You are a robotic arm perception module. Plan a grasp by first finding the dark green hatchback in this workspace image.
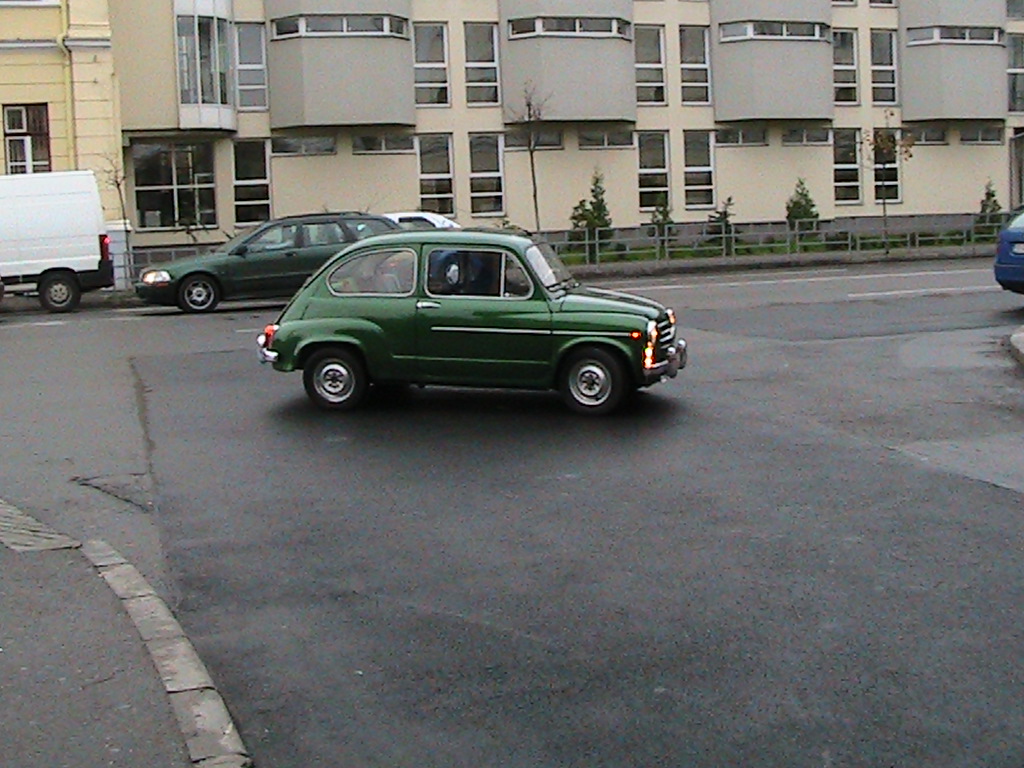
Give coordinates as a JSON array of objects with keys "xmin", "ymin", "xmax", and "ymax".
[{"xmin": 257, "ymin": 229, "xmax": 686, "ymax": 415}]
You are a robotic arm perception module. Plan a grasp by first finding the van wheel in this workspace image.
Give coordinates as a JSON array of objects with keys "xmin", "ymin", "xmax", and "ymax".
[
  {"xmin": 39, "ymin": 273, "xmax": 81, "ymax": 313},
  {"xmin": 303, "ymin": 347, "xmax": 368, "ymax": 411},
  {"xmin": 177, "ymin": 274, "xmax": 220, "ymax": 313},
  {"xmin": 560, "ymin": 346, "xmax": 629, "ymax": 415}
]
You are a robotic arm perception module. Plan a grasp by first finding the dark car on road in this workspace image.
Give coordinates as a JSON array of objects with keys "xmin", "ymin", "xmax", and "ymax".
[
  {"xmin": 995, "ymin": 208, "xmax": 1024, "ymax": 296},
  {"xmin": 257, "ymin": 229, "xmax": 686, "ymax": 415},
  {"xmin": 135, "ymin": 212, "xmax": 400, "ymax": 312}
]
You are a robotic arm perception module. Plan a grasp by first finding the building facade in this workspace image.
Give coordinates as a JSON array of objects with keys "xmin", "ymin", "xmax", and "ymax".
[
  {"xmin": 0, "ymin": 0, "xmax": 122, "ymax": 218},
  {"xmin": 5, "ymin": 1, "xmax": 1024, "ymax": 249}
]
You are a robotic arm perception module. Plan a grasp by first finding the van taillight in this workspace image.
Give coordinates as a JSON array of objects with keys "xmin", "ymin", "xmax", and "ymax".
[{"xmin": 99, "ymin": 234, "xmax": 111, "ymax": 261}]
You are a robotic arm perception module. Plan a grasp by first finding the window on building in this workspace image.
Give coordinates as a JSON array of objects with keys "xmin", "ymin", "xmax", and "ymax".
[
  {"xmin": 270, "ymin": 136, "xmax": 336, "ymax": 155},
  {"xmin": 352, "ymin": 134, "xmax": 416, "ymax": 153},
  {"xmin": 233, "ymin": 141, "xmax": 270, "ymax": 225},
  {"xmin": 907, "ymin": 27, "xmax": 1003, "ymax": 45},
  {"xmin": 679, "ymin": 26, "xmax": 711, "ymax": 104},
  {"xmin": 637, "ymin": 132, "xmax": 669, "ymax": 210},
  {"xmin": 833, "ymin": 29, "xmax": 858, "ymax": 104},
  {"xmin": 504, "ymin": 130, "xmax": 563, "ymax": 150},
  {"xmin": 960, "ymin": 125, "xmax": 1004, "ymax": 144},
  {"xmin": 635, "ymin": 26, "xmax": 666, "ymax": 105},
  {"xmin": 720, "ymin": 21, "xmax": 830, "ymax": 41},
  {"xmin": 508, "ymin": 17, "xmax": 632, "ymax": 39},
  {"xmin": 683, "ymin": 131, "xmax": 713, "ymax": 208},
  {"xmin": 904, "ymin": 125, "xmax": 947, "ymax": 144},
  {"xmin": 177, "ymin": 14, "xmax": 232, "ymax": 106},
  {"xmin": 236, "ymin": 23, "xmax": 267, "ymax": 110},
  {"xmin": 1012, "ymin": 0, "xmax": 1024, "ymax": 20},
  {"xmin": 783, "ymin": 127, "xmax": 832, "ymax": 145},
  {"xmin": 465, "ymin": 23, "xmax": 499, "ymax": 105},
  {"xmin": 270, "ymin": 15, "xmax": 408, "ymax": 38},
  {"xmin": 415, "ymin": 23, "xmax": 449, "ymax": 106},
  {"xmin": 469, "ymin": 134, "xmax": 504, "ymax": 215},
  {"xmin": 715, "ymin": 126, "xmax": 768, "ymax": 146},
  {"xmin": 418, "ymin": 134, "xmax": 454, "ymax": 214},
  {"xmin": 579, "ymin": 130, "xmax": 634, "ymax": 149},
  {"xmin": 3, "ymin": 104, "xmax": 50, "ymax": 174},
  {"xmin": 869, "ymin": 0, "xmax": 896, "ymax": 5},
  {"xmin": 871, "ymin": 29, "xmax": 897, "ymax": 104},
  {"xmin": 1010, "ymin": 35, "xmax": 1024, "ymax": 112},
  {"xmin": 873, "ymin": 128, "xmax": 901, "ymax": 202},
  {"xmin": 132, "ymin": 142, "xmax": 216, "ymax": 229},
  {"xmin": 833, "ymin": 128, "xmax": 861, "ymax": 203}
]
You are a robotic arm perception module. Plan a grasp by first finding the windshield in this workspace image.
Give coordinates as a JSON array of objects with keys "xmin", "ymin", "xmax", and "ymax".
[{"xmin": 524, "ymin": 242, "xmax": 575, "ymax": 289}]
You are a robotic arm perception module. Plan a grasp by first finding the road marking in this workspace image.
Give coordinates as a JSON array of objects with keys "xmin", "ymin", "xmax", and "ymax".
[
  {"xmin": 608, "ymin": 267, "xmax": 992, "ymax": 292},
  {"xmin": 848, "ymin": 285, "xmax": 1001, "ymax": 299}
]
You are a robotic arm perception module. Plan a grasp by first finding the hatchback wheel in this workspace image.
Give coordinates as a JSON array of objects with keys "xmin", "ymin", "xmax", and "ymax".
[
  {"xmin": 177, "ymin": 274, "xmax": 220, "ymax": 313},
  {"xmin": 560, "ymin": 346, "xmax": 629, "ymax": 415},
  {"xmin": 303, "ymin": 347, "xmax": 368, "ymax": 411}
]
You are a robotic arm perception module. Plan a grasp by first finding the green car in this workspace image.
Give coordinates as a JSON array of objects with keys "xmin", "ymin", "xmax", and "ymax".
[
  {"xmin": 257, "ymin": 229, "xmax": 686, "ymax": 415},
  {"xmin": 135, "ymin": 212, "xmax": 399, "ymax": 313}
]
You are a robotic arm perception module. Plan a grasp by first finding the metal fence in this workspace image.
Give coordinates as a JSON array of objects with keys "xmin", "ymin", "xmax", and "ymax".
[{"xmin": 124, "ymin": 211, "xmax": 1011, "ymax": 280}]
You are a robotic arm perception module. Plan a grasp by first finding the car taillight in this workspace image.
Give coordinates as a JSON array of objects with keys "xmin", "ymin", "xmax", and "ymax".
[
  {"xmin": 99, "ymin": 234, "xmax": 111, "ymax": 261},
  {"xmin": 259, "ymin": 323, "xmax": 278, "ymax": 348}
]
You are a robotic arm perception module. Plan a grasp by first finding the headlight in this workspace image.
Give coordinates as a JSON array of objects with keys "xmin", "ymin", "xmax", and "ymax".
[
  {"xmin": 666, "ymin": 308, "xmax": 676, "ymax": 325},
  {"xmin": 141, "ymin": 270, "xmax": 172, "ymax": 285}
]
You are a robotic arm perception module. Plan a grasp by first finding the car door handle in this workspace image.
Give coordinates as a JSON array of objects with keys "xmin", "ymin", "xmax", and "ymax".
[{"xmin": 417, "ymin": 300, "xmax": 441, "ymax": 309}]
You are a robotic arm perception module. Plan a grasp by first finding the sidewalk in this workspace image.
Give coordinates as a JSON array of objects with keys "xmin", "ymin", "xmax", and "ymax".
[{"xmin": 0, "ymin": 502, "xmax": 250, "ymax": 768}]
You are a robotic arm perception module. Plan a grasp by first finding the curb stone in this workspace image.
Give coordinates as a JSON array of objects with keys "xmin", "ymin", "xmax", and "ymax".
[{"xmin": 81, "ymin": 539, "xmax": 254, "ymax": 767}]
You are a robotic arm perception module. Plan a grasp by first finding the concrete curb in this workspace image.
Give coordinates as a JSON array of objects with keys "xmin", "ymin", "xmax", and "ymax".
[
  {"xmin": 1011, "ymin": 328, "xmax": 1024, "ymax": 368},
  {"xmin": 81, "ymin": 539, "xmax": 253, "ymax": 768}
]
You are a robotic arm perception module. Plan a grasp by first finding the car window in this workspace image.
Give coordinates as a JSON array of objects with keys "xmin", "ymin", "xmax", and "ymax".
[
  {"xmin": 347, "ymin": 218, "xmax": 395, "ymax": 240},
  {"xmin": 397, "ymin": 216, "xmax": 434, "ymax": 230},
  {"xmin": 304, "ymin": 222, "xmax": 346, "ymax": 246},
  {"xmin": 246, "ymin": 223, "xmax": 298, "ymax": 252},
  {"xmin": 503, "ymin": 256, "xmax": 533, "ymax": 298},
  {"xmin": 327, "ymin": 248, "xmax": 417, "ymax": 295},
  {"xmin": 427, "ymin": 249, "xmax": 507, "ymax": 297}
]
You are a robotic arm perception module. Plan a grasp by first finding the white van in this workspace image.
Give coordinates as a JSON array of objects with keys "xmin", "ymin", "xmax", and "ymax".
[{"xmin": 0, "ymin": 170, "xmax": 113, "ymax": 312}]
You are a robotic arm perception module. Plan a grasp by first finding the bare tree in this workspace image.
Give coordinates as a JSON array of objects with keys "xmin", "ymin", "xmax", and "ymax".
[
  {"xmin": 863, "ymin": 109, "xmax": 915, "ymax": 254},
  {"xmin": 505, "ymin": 82, "xmax": 551, "ymax": 232}
]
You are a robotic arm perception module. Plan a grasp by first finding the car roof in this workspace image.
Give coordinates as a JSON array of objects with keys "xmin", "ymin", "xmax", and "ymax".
[
  {"xmin": 270, "ymin": 211, "xmax": 396, "ymax": 223},
  {"xmin": 339, "ymin": 227, "xmax": 536, "ymax": 249}
]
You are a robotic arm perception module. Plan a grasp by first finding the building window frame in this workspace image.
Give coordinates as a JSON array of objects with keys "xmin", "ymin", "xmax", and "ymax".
[
  {"xmin": 635, "ymin": 25, "xmax": 667, "ymax": 105},
  {"xmin": 132, "ymin": 142, "xmax": 217, "ymax": 230},
  {"xmin": 715, "ymin": 126, "xmax": 768, "ymax": 146},
  {"xmin": 2, "ymin": 103, "xmax": 50, "ymax": 174},
  {"xmin": 508, "ymin": 17, "xmax": 632, "ymax": 40},
  {"xmin": 579, "ymin": 130, "xmax": 635, "ymax": 149},
  {"xmin": 683, "ymin": 130, "xmax": 714, "ymax": 210},
  {"xmin": 418, "ymin": 134, "xmax": 455, "ymax": 215},
  {"xmin": 870, "ymin": 29, "xmax": 898, "ymax": 105},
  {"xmin": 637, "ymin": 131, "xmax": 670, "ymax": 211},
  {"xmin": 833, "ymin": 128, "xmax": 862, "ymax": 204},
  {"xmin": 414, "ymin": 23, "xmax": 450, "ymax": 107},
  {"xmin": 235, "ymin": 23, "xmax": 268, "ymax": 111},
  {"xmin": 833, "ymin": 28, "xmax": 859, "ymax": 104},
  {"xmin": 873, "ymin": 128, "xmax": 902, "ymax": 203},
  {"xmin": 469, "ymin": 134, "xmax": 504, "ymax": 216},
  {"xmin": 233, "ymin": 140, "xmax": 271, "ymax": 226},
  {"xmin": 680, "ymin": 26, "xmax": 711, "ymax": 104},
  {"xmin": 352, "ymin": 134, "xmax": 416, "ymax": 154},
  {"xmin": 465, "ymin": 22, "xmax": 500, "ymax": 106},
  {"xmin": 270, "ymin": 15, "xmax": 409, "ymax": 39},
  {"xmin": 1010, "ymin": 35, "xmax": 1024, "ymax": 112},
  {"xmin": 719, "ymin": 21, "xmax": 831, "ymax": 42},
  {"xmin": 176, "ymin": 14, "xmax": 232, "ymax": 106}
]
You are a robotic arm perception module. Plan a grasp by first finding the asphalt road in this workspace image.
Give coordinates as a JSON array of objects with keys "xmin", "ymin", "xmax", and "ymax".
[{"xmin": 3, "ymin": 258, "xmax": 1024, "ymax": 767}]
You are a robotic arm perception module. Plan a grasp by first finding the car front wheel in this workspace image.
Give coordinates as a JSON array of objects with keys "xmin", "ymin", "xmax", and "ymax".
[
  {"xmin": 303, "ymin": 347, "xmax": 369, "ymax": 411},
  {"xmin": 177, "ymin": 274, "xmax": 220, "ymax": 313},
  {"xmin": 560, "ymin": 346, "xmax": 630, "ymax": 415}
]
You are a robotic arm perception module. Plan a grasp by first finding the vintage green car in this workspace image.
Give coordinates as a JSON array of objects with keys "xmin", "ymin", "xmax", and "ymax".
[{"xmin": 257, "ymin": 229, "xmax": 686, "ymax": 415}]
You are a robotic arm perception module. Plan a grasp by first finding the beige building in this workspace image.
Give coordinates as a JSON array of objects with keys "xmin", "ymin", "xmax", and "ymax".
[
  {"xmin": 0, "ymin": 0, "xmax": 122, "ymax": 218},
  {"xmin": 6, "ymin": 1, "xmax": 1024, "ymax": 249}
]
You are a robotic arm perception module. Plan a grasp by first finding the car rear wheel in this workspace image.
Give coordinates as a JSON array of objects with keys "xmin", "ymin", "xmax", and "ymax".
[
  {"xmin": 303, "ymin": 347, "xmax": 368, "ymax": 411},
  {"xmin": 560, "ymin": 346, "xmax": 629, "ymax": 415},
  {"xmin": 39, "ymin": 272, "xmax": 81, "ymax": 313},
  {"xmin": 177, "ymin": 274, "xmax": 220, "ymax": 313}
]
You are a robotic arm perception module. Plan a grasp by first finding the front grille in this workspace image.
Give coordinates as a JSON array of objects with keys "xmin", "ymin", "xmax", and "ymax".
[{"xmin": 656, "ymin": 316, "xmax": 675, "ymax": 356}]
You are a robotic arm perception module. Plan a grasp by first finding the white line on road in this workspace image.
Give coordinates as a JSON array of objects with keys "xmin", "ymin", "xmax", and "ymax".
[
  {"xmin": 609, "ymin": 267, "xmax": 991, "ymax": 292},
  {"xmin": 848, "ymin": 285, "xmax": 1001, "ymax": 299}
]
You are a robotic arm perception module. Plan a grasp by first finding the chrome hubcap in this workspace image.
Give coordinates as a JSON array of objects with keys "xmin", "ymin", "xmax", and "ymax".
[
  {"xmin": 570, "ymin": 362, "xmax": 611, "ymax": 406},
  {"xmin": 186, "ymin": 283, "xmax": 213, "ymax": 309},
  {"xmin": 316, "ymin": 361, "xmax": 354, "ymax": 402}
]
